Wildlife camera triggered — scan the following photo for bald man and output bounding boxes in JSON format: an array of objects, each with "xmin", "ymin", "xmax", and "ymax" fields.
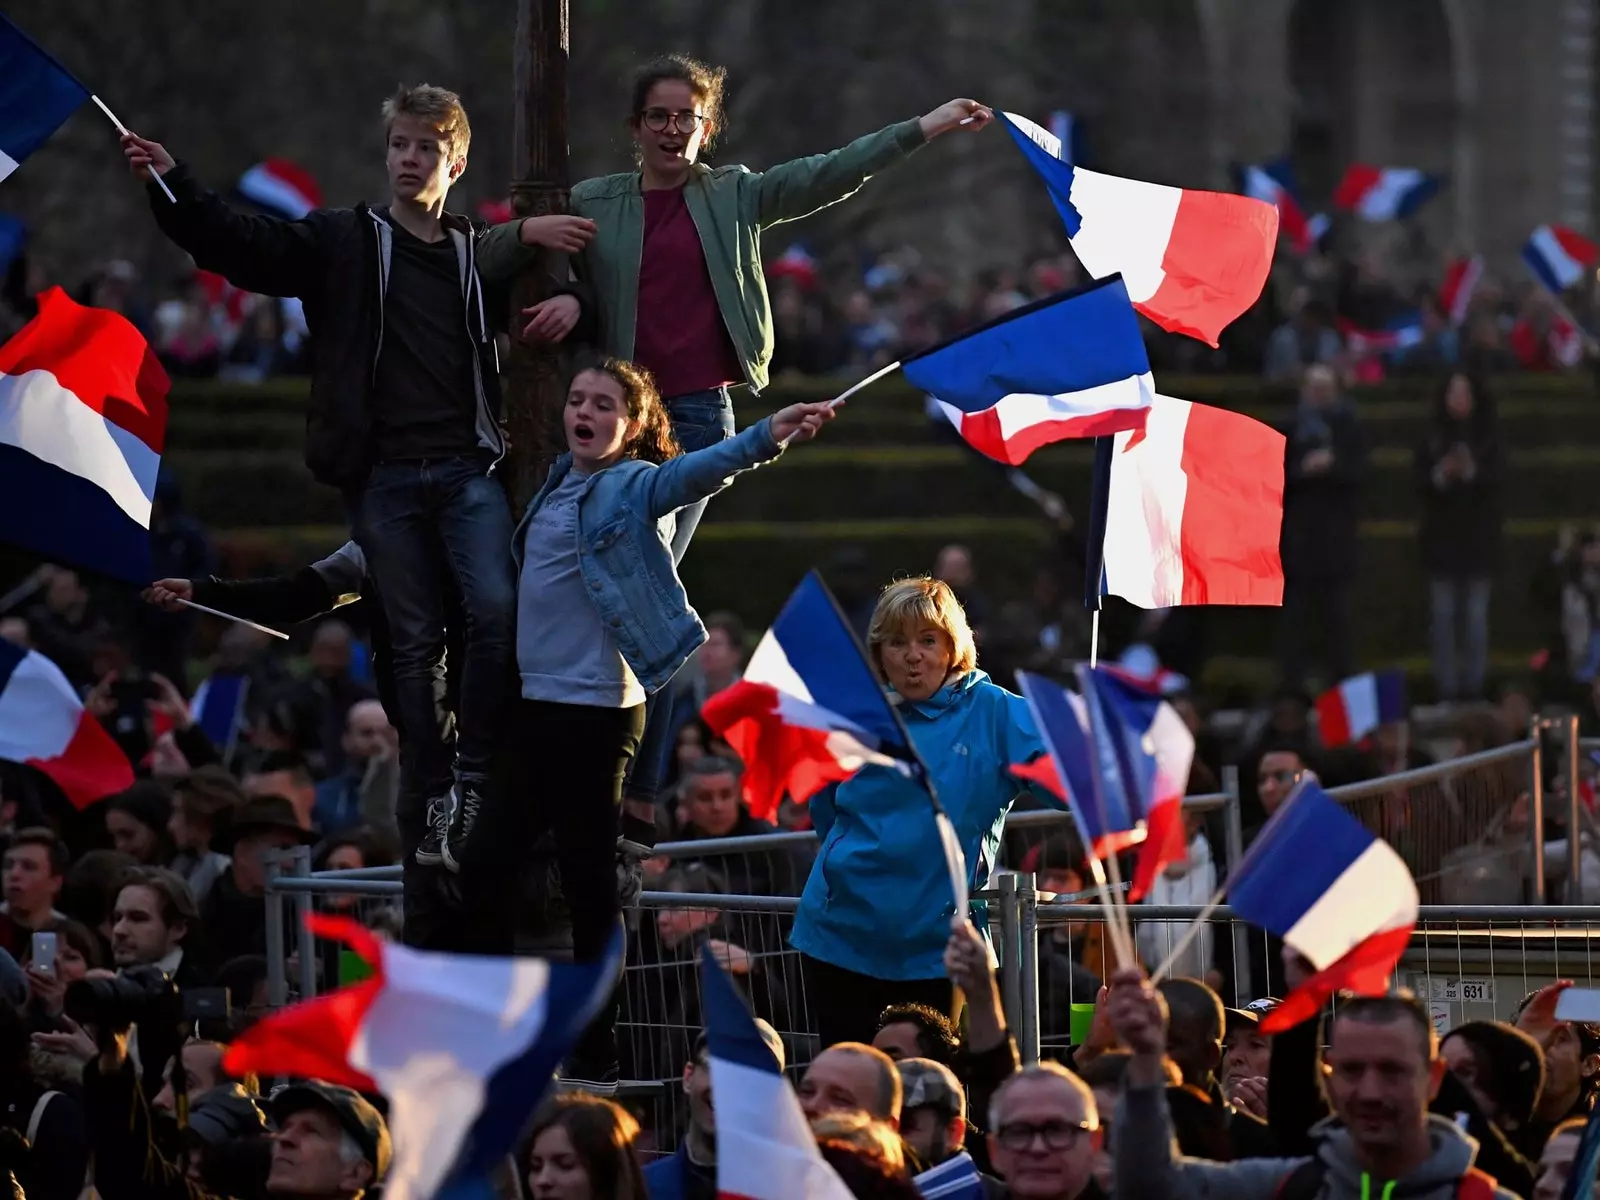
[{"xmin": 798, "ymin": 1042, "xmax": 902, "ymax": 1127}]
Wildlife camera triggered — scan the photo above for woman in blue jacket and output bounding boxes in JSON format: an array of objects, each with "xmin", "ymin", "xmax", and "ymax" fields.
[
  {"xmin": 790, "ymin": 577, "xmax": 1053, "ymax": 1050},
  {"xmin": 458, "ymin": 356, "xmax": 837, "ymax": 1091}
]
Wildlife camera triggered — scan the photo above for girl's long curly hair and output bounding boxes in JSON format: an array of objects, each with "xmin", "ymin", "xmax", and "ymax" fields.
[{"xmin": 567, "ymin": 356, "xmax": 682, "ymax": 465}]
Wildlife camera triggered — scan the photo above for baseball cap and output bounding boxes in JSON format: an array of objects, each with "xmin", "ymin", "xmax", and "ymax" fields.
[
  {"xmin": 693, "ymin": 1017, "xmax": 786, "ymax": 1070},
  {"xmin": 271, "ymin": 1081, "xmax": 392, "ymax": 1181},
  {"xmin": 897, "ymin": 1057, "xmax": 965, "ymax": 1118},
  {"xmin": 1225, "ymin": 997, "xmax": 1282, "ymax": 1035}
]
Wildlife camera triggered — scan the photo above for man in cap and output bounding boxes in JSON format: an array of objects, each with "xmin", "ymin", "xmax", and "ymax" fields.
[
  {"xmin": 898, "ymin": 1057, "xmax": 1008, "ymax": 1194},
  {"xmin": 198, "ymin": 795, "xmax": 317, "ymax": 960},
  {"xmin": 1222, "ymin": 997, "xmax": 1280, "ymax": 1120}
]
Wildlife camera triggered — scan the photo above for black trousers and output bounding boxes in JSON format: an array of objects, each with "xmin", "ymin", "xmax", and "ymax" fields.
[
  {"xmin": 801, "ymin": 954, "xmax": 959, "ymax": 1051},
  {"xmin": 462, "ymin": 697, "xmax": 644, "ymax": 1060}
]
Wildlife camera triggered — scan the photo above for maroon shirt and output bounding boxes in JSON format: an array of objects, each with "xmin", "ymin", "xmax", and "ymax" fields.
[{"xmin": 633, "ymin": 187, "xmax": 742, "ymax": 398}]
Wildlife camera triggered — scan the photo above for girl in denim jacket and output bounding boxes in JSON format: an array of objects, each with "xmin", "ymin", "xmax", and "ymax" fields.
[{"xmin": 458, "ymin": 356, "xmax": 836, "ymax": 1091}]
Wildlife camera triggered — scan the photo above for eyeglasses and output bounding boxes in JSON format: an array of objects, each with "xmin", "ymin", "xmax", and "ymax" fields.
[
  {"xmin": 995, "ymin": 1120, "xmax": 1094, "ymax": 1152},
  {"xmin": 640, "ymin": 107, "xmax": 707, "ymax": 135}
]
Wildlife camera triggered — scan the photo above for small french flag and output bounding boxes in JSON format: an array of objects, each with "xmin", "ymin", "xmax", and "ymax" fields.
[
  {"xmin": 1333, "ymin": 164, "xmax": 1442, "ymax": 222},
  {"xmin": 1338, "ymin": 312, "xmax": 1426, "ymax": 357},
  {"xmin": 1001, "ymin": 112, "xmax": 1279, "ymax": 347},
  {"xmin": 237, "ymin": 158, "xmax": 324, "ymax": 220},
  {"xmin": 1522, "ymin": 223, "xmax": 1599, "ymax": 296},
  {"xmin": 0, "ymin": 639, "xmax": 133, "ymax": 808},
  {"xmin": 1314, "ymin": 669, "xmax": 1407, "ymax": 748},
  {"xmin": 1235, "ymin": 159, "xmax": 1324, "ymax": 255},
  {"xmin": 703, "ymin": 572, "xmax": 921, "ymax": 821},
  {"xmin": 1438, "ymin": 255, "xmax": 1483, "ymax": 326},
  {"xmin": 1227, "ymin": 779, "xmax": 1418, "ymax": 1032}
]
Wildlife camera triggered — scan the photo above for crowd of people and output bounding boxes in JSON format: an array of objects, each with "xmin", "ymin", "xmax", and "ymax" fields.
[{"xmin": 2, "ymin": 39, "xmax": 1599, "ymax": 1200}]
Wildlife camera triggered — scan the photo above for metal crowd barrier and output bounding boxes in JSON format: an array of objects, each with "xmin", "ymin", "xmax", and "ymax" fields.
[{"xmin": 258, "ymin": 727, "xmax": 1571, "ymax": 1149}]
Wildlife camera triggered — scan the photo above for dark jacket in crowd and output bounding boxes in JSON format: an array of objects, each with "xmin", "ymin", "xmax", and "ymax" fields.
[
  {"xmin": 1167, "ymin": 1080, "xmax": 1278, "ymax": 1163},
  {"xmin": 642, "ymin": 1143, "xmax": 717, "ymax": 1200},
  {"xmin": 147, "ymin": 165, "xmax": 589, "ymax": 489},
  {"xmin": 83, "ymin": 1056, "xmax": 240, "ymax": 1200},
  {"xmin": 1416, "ymin": 383, "xmax": 1504, "ymax": 579},
  {"xmin": 2, "ymin": 1081, "xmax": 87, "ymax": 1200},
  {"xmin": 197, "ymin": 869, "xmax": 268, "ymax": 962},
  {"xmin": 1279, "ymin": 402, "xmax": 1366, "ymax": 584}
]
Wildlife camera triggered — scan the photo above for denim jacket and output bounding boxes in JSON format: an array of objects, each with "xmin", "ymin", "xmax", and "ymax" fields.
[{"xmin": 512, "ymin": 419, "xmax": 784, "ymax": 695}]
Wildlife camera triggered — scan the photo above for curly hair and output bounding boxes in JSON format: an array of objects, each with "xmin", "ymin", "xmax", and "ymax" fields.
[
  {"xmin": 629, "ymin": 54, "xmax": 728, "ymax": 152},
  {"xmin": 567, "ymin": 357, "xmax": 682, "ymax": 465}
]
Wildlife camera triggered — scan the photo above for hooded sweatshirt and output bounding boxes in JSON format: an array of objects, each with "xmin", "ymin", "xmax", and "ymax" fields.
[{"xmin": 1115, "ymin": 1083, "xmax": 1519, "ymax": 1200}]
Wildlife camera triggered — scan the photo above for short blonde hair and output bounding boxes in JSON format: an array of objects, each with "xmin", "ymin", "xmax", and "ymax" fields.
[
  {"xmin": 381, "ymin": 84, "xmax": 471, "ymax": 161},
  {"xmin": 866, "ymin": 577, "xmax": 977, "ymax": 680},
  {"xmin": 809, "ymin": 1110, "xmax": 905, "ymax": 1173}
]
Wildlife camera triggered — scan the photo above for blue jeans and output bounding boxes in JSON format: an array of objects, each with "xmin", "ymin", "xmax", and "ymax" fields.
[
  {"xmin": 627, "ymin": 386, "xmax": 737, "ymax": 804},
  {"xmin": 1430, "ymin": 576, "xmax": 1491, "ymax": 700},
  {"xmin": 349, "ymin": 457, "xmax": 516, "ymax": 798}
]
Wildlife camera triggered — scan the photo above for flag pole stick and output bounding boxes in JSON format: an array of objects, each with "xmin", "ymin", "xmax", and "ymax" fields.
[
  {"xmin": 1089, "ymin": 610, "xmax": 1101, "ymax": 668},
  {"xmin": 1098, "ymin": 845, "xmax": 1138, "ymax": 967},
  {"xmin": 826, "ymin": 360, "xmax": 902, "ymax": 409},
  {"xmin": 91, "ymin": 95, "xmax": 177, "ymax": 204},
  {"xmin": 1151, "ymin": 882, "xmax": 1227, "ymax": 983},
  {"xmin": 175, "ymin": 597, "xmax": 290, "ymax": 641}
]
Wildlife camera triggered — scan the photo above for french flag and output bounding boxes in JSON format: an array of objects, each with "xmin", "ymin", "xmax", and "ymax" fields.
[
  {"xmin": 1095, "ymin": 394, "xmax": 1285, "ymax": 608},
  {"xmin": 223, "ymin": 915, "xmax": 621, "ymax": 1200},
  {"xmin": 237, "ymin": 158, "xmax": 324, "ymax": 220},
  {"xmin": 1338, "ymin": 311, "xmax": 1426, "ymax": 357},
  {"xmin": 1439, "ymin": 255, "xmax": 1483, "ymax": 326},
  {"xmin": 190, "ymin": 673, "xmax": 250, "ymax": 749},
  {"xmin": 0, "ymin": 16, "xmax": 89, "ymax": 184},
  {"xmin": 914, "ymin": 1152, "xmax": 986, "ymax": 1199},
  {"xmin": 900, "ymin": 276, "xmax": 1154, "ymax": 466},
  {"xmin": 0, "ymin": 639, "xmax": 133, "ymax": 808},
  {"xmin": 1235, "ymin": 160, "xmax": 1326, "ymax": 254},
  {"xmin": 1332, "ymin": 164, "xmax": 1442, "ymax": 222},
  {"xmin": 703, "ymin": 571, "xmax": 921, "ymax": 822},
  {"xmin": 1314, "ymin": 669, "xmax": 1407, "ymax": 747},
  {"xmin": 1016, "ymin": 668, "xmax": 1194, "ymax": 900},
  {"xmin": 1523, "ymin": 224, "xmax": 1599, "ymax": 296},
  {"xmin": 767, "ymin": 243, "xmax": 820, "ymax": 291},
  {"xmin": 1001, "ymin": 112, "xmax": 1278, "ymax": 347},
  {"xmin": 0, "ymin": 287, "xmax": 170, "ymax": 584},
  {"xmin": 1227, "ymin": 779, "xmax": 1418, "ymax": 1032},
  {"xmin": 700, "ymin": 945, "xmax": 854, "ymax": 1200}
]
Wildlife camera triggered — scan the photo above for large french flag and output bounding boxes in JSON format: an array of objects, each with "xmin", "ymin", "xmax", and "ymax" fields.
[
  {"xmin": 700, "ymin": 945, "xmax": 853, "ymax": 1200},
  {"xmin": 0, "ymin": 639, "xmax": 133, "ymax": 808},
  {"xmin": 900, "ymin": 276, "xmax": 1154, "ymax": 466},
  {"xmin": 1002, "ymin": 112, "xmax": 1278, "ymax": 347},
  {"xmin": 1315, "ymin": 669, "xmax": 1407, "ymax": 748},
  {"xmin": 0, "ymin": 17, "xmax": 89, "ymax": 184},
  {"xmin": 1096, "ymin": 395, "xmax": 1285, "ymax": 608},
  {"xmin": 1332, "ymin": 164, "xmax": 1442, "ymax": 222},
  {"xmin": 0, "ymin": 287, "xmax": 170, "ymax": 583},
  {"xmin": 237, "ymin": 158, "xmax": 324, "ymax": 220},
  {"xmin": 1523, "ymin": 224, "xmax": 1599, "ymax": 296},
  {"xmin": 1227, "ymin": 780, "xmax": 1418, "ymax": 1032},
  {"xmin": 223, "ymin": 916, "xmax": 621, "ymax": 1200},
  {"xmin": 703, "ymin": 571, "xmax": 920, "ymax": 821}
]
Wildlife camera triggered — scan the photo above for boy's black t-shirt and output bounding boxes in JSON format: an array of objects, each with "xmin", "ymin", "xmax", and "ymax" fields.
[{"xmin": 370, "ymin": 216, "xmax": 480, "ymax": 463}]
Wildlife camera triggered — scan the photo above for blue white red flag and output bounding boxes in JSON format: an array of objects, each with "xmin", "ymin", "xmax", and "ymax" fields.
[
  {"xmin": 0, "ymin": 287, "xmax": 170, "ymax": 583},
  {"xmin": 0, "ymin": 639, "xmax": 132, "ymax": 808},
  {"xmin": 1333, "ymin": 164, "xmax": 1442, "ymax": 222},
  {"xmin": 914, "ymin": 1150, "xmax": 986, "ymax": 1199},
  {"xmin": 224, "ymin": 916, "xmax": 622, "ymax": 1200},
  {"xmin": 1227, "ymin": 780, "xmax": 1418, "ymax": 1032},
  {"xmin": 1439, "ymin": 255, "xmax": 1483, "ymax": 326},
  {"xmin": 237, "ymin": 159, "xmax": 323, "ymax": 219},
  {"xmin": 900, "ymin": 275, "xmax": 1153, "ymax": 465},
  {"xmin": 1314, "ymin": 669, "xmax": 1407, "ymax": 747},
  {"xmin": 701, "ymin": 945, "xmax": 854, "ymax": 1200},
  {"xmin": 190, "ymin": 673, "xmax": 250, "ymax": 749},
  {"xmin": 0, "ymin": 17, "xmax": 88, "ymax": 184},
  {"xmin": 1338, "ymin": 312, "xmax": 1426, "ymax": 357},
  {"xmin": 1001, "ymin": 112, "xmax": 1278, "ymax": 347},
  {"xmin": 1235, "ymin": 159, "xmax": 1326, "ymax": 254},
  {"xmin": 1523, "ymin": 224, "xmax": 1599, "ymax": 296}
]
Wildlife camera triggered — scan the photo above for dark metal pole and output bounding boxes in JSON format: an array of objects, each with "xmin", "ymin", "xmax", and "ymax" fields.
[{"xmin": 506, "ymin": 0, "xmax": 571, "ymax": 505}]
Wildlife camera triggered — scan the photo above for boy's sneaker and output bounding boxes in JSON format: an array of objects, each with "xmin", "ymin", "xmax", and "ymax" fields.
[
  {"xmin": 413, "ymin": 791, "xmax": 453, "ymax": 867},
  {"xmin": 557, "ymin": 1056, "xmax": 620, "ymax": 1097},
  {"xmin": 440, "ymin": 780, "xmax": 487, "ymax": 874}
]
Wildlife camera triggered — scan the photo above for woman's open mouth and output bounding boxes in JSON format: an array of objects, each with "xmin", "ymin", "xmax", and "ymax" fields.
[{"xmin": 573, "ymin": 423, "xmax": 594, "ymax": 443}]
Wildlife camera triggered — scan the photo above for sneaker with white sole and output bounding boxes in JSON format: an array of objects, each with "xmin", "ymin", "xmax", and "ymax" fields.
[{"xmin": 440, "ymin": 780, "xmax": 486, "ymax": 873}]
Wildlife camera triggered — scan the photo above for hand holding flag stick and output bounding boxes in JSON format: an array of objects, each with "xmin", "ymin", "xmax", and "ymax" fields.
[
  {"xmin": 92, "ymin": 98, "xmax": 176, "ymax": 203},
  {"xmin": 174, "ymin": 597, "xmax": 290, "ymax": 641}
]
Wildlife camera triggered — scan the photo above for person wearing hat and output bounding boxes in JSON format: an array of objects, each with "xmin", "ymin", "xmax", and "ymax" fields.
[
  {"xmin": 1221, "ymin": 998, "xmax": 1280, "ymax": 1120},
  {"xmin": 197, "ymin": 796, "xmax": 316, "ymax": 962},
  {"xmin": 897, "ymin": 1056, "xmax": 1006, "ymax": 1195},
  {"xmin": 643, "ymin": 1019, "xmax": 786, "ymax": 1200}
]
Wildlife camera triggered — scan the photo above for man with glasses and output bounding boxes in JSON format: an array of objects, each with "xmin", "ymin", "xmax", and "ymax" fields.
[{"xmin": 986, "ymin": 1063, "xmax": 1105, "ymax": 1200}]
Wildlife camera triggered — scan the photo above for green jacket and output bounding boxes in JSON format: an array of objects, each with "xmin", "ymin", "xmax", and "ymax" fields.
[{"xmin": 570, "ymin": 117, "xmax": 928, "ymax": 393}]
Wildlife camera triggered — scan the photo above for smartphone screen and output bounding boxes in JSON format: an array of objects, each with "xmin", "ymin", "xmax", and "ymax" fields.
[{"xmin": 31, "ymin": 931, "xmax": 57, "ymax": 974}]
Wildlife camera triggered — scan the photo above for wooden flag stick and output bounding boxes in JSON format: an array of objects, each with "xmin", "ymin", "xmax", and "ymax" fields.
[
  {"xmin": 91, "ymin": 95, "xmax": 177, "ymax": 204},
  {"xmin": 175, "ymin": 597, "xmax": 290, "ymax": 641}
]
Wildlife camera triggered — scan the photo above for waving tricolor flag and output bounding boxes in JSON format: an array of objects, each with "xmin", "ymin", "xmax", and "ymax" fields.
[
  {"xmin": 1439, "ymin": 255, "xmax": 1483, "ymax": 326},
  {"xmin": 1227, "ymin": 780, "xmax": 1418, "ymax": 1032},
  {"xmin": 1094, "ymin": 394, "xmax": 1285, "ymax": 608},
  {"xmin": 1315, "ymin": 669, "xmax": 1406, "ymax": 747},
  {"xmin": 0, "ymin": 287, "xmax": 169, "ymax": 583},
  {"xmin": 1235, "ymin": 159, "xmax": 1327, "ymax": 255},
  {"xmin": 701, "ymin": 946, "xmax": 853, "ymax": 1200},
  {"xmin": 1523, "ymin": 224, "xmax": 1599, "ymax": 296},
  {"xmin": 900, "ymin": 276, "xmax": 1154, "ymax": 465},
  {"xmin": 224, "ymin": 916, "xmax": 621, "ymax": 1200},
  {"xmin": 0, "ymin": 16, "xmax": 89, "ymax": 184},
  {"xmin": 237, "ymin": 158, "xmax": 323, "ymax": 220},
  {"xmin": 1001, "ymin": 112, "xmax": 1278, "ymax": 347},
  {"xmin": 1338, "ymin": 311, "xmax": 1426, "ymax": 357},
  {"xmin": 1333, "ymin": 164, "xmax": 1442, "ymax": 222},
  {"xmin": 0, "ymin": 639, "xmax": 132, "ymax": 808}
]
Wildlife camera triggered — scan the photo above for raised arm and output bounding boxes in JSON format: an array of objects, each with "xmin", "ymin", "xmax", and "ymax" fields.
[
  {"xmin": 642, "ymin": 400, "xmax": 838, "ymax": 519},
  {"xmin": 750, "ymin": 100, "xmax": 991, "ymax": 228},
  {"xmin": 123, "ymin": 133, "xmax": 324, "ymax": 298}
]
